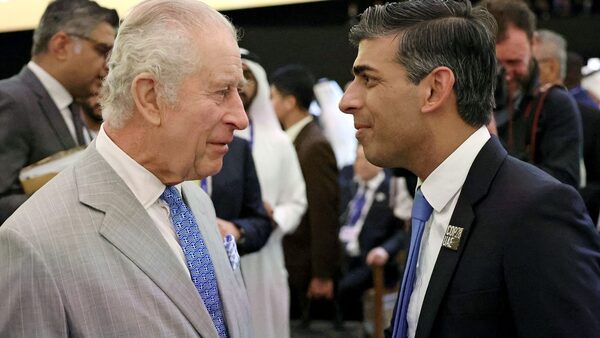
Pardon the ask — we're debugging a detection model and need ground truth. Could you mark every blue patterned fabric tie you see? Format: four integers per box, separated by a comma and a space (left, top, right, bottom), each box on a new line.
348, 185, 367, 226
392, 188, 433, 338
161, 186, 228, 338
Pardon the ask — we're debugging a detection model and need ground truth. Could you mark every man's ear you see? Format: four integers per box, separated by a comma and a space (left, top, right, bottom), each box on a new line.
47, 32, 71, 61
131, 73, 161, 126
283, 94, 297, 112
421, 66, 455, 113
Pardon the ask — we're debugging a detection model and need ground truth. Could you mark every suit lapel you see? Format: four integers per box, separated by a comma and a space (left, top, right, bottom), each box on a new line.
19, 67, 76, 149
75, 147, 218, 337
415, 137, 507, 338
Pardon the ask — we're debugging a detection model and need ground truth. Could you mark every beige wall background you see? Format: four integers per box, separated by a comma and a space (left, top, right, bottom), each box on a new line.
0, 0, 323, 33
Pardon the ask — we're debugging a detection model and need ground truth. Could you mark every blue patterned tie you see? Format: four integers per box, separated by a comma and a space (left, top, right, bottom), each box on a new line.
161, 186, 229, 338
392, 188, 433, 338
348, 185, 367, 226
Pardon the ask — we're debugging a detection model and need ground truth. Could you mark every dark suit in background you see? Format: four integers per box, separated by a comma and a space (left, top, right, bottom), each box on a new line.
284, 120, 341, 319
578, 103, 600, 225
338, 170, 404, 320
0, 67, 80, 224
387, 137, 600, 338
210, 136, 272, 255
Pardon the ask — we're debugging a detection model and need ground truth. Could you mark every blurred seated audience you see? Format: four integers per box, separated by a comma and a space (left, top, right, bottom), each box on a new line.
337, 145, 405, 322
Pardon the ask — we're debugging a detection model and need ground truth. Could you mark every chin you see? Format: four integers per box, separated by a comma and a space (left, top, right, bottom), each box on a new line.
197, 160, 224, 179
364, 146, 399, 169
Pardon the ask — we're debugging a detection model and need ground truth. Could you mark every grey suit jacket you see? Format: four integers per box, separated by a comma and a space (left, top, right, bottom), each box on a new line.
0, 146, 253, 337
0, 66, 78, 224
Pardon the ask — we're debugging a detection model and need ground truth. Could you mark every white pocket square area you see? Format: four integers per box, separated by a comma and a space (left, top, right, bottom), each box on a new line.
224, 234, 240, 271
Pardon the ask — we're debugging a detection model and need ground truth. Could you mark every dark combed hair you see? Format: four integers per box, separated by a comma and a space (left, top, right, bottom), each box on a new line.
270, 64, 316, 111
479, 0, 536, 41
349, 0, 498, 127
32, 0, 119, 56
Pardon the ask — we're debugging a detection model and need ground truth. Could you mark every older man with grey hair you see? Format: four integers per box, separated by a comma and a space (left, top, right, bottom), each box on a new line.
0, 0, 253, 337
533, 30, 600, 226
0, 0, 118, 224
532, 29, 568, 86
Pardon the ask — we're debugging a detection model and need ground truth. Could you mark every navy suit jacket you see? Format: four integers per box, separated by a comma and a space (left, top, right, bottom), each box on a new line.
387, 136, 600, 338
578, 102, 600, 224
0, 67, 78, 224
210, 137, 272, 256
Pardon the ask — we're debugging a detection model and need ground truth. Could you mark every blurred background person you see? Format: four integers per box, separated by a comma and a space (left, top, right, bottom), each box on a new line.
0, 0, 118, 224
235, 50, 307, 338
202, 136, 273, 256
533, 29, 600, 224
565, 51, 600, 109
313, 78, 358, 170
78, 90, 103, 140
271, 64, 341, 325
483, 0, 583, 189
337, 144, 404, 323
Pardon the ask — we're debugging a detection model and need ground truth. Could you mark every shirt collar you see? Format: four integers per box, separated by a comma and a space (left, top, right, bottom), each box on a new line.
27, 61, 73, 111
419, 126, 490, 213
286, 115, 313, 142
95, 125, 166, 209
355, 170, 385, 191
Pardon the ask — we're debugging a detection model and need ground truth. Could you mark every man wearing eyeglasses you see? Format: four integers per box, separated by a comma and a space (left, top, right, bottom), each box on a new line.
0, 0, 119, 224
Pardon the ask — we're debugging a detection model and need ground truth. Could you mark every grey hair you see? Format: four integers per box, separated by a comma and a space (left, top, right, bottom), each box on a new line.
535, 29, 568, 81
100, 0, 237, 129
349, 0, 498, 127
32, 0, 118, 56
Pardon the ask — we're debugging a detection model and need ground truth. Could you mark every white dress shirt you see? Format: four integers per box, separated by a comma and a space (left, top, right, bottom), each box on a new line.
285, 115, 313, 143
27, 61, 80, 144
95, 126, 189, 273
406, 126, 490, 338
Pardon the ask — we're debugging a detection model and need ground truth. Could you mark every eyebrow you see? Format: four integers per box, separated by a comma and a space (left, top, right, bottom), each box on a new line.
352, 64, 377, 76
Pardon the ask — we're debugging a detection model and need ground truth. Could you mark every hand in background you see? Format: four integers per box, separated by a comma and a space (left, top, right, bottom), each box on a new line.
263, 200, 274, 219
306, 277, 334, 299
217, 218, 241, 240
366, 247, 389, 267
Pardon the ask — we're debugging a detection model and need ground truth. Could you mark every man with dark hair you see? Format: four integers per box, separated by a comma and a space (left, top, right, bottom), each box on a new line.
340, 1, 600, 337
566, 51, 600, 110
271, 65, 341, 323
0, 0, 119, 223
481, 0, 583, 189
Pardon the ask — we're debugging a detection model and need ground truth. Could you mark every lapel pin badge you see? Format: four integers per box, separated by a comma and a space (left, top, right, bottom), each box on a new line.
442, 225, 464, 251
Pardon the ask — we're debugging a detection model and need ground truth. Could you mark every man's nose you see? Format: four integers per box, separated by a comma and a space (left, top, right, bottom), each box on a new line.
228, 91, 249, 130
339, 80, 361, 114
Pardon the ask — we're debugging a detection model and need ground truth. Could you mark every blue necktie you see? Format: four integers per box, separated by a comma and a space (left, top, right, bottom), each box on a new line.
200, 178, 209, 194
348, 185, 367, 226
161, 186, 228, 338
392, 188, 433, 338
